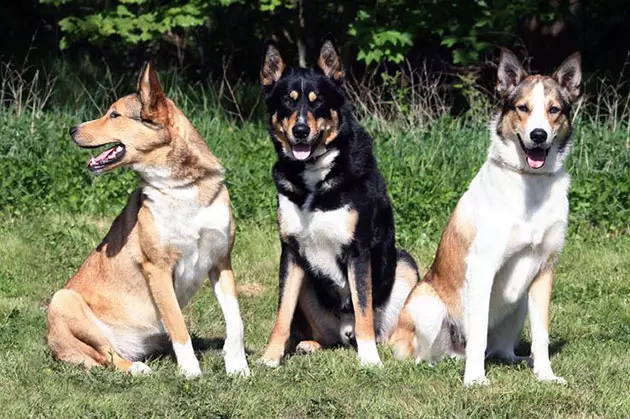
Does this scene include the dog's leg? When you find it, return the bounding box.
[348,251,382,367]
[47,289,149,374]
[463,240,504,387]
[297,278,340,348]
[259,247,305,367]
[528,267,565,383]
[398,282,448,363]
[210,261,250,377]
[143,262,200,378]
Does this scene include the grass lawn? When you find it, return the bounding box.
[1,211,629,418]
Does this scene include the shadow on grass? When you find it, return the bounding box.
[146,334,255,363]
[485,339,567,368]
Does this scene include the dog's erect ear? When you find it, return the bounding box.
[261,41,286,87]
[137,62,167,120]
[496,48,527,97]
[317,35,344,82]
[553,52,582,103]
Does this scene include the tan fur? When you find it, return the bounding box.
[318,109,340,145]
[308,91,317,102]
[348,263,376,341]
[529,255,557,331]
[499,75,572,146]
[390,207,475,357]
[47,63,238,374]
[389,282,439,358]
[425,207,476,316]
[271,112,291,152]
[259,260,305,365]
[289,90,299,100]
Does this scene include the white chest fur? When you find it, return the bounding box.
[278,194,353,288]
[143,184,231,307]
[461,162,570,326]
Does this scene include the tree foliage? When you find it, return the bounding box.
[32,0,630,77]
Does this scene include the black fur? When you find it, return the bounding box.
[262,39,406,334]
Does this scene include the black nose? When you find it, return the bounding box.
[292,123,310,140]
[530,128,548,144]
[345,330,354,339]
[69,126,78,136]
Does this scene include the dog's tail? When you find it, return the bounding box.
[387,249,420,359]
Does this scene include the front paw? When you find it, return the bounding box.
[179,361,202,379]
[535,370,566,384]
[358,352,384,368]
[257,356,281,368]
[464,374,490,387]
[225,353,250,377]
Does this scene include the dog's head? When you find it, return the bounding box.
[261,36,345,161]
[492,49,581,173]
[70,63,172,175]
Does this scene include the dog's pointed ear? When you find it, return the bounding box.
[553,52,582,103]
[496,48,527,97]
[137,61,167,120]
[261,40,286,87]
[317,35,344,82]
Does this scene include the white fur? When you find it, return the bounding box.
[99,168,246,376]
[143,182,231,308]
[525,82,553,141]
[356,339,383,367]
[129,361,152,375]
[173,339,202,379]
[302,149,339,191]
[374,273,414,342]
[461,153,570,386]
[278,194,354,290]
[407,294,448,362]
[488,82,571,175]
[212,280,250,377]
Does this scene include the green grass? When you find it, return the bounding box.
[0,211,629,417]
[0,83,629,416]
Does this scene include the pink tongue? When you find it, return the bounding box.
[526,149,546,169]
[95,147,116,162]
[292,144,311,161]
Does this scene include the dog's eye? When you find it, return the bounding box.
[110,111,121,119]
[282,96,294,108]
[549,106,560,114]
[516,105,529,113]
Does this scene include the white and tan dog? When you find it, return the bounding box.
[391,49,581,386]
[46,63,250,378]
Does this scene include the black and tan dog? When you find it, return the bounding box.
[47,63,249,378]
[258,37,419,367]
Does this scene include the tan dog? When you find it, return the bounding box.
[46,63,250,378]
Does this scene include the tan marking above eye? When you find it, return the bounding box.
[308,92,317,102]
[289,90,299,100]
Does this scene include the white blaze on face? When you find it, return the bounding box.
[525,82,552,144]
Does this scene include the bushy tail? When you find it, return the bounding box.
[388,249,420,359]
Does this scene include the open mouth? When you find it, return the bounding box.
[518,136,548,170]
[81,142,126,173]
[291,143,313,161]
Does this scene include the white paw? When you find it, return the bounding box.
[535,371,566,384]
[464,375,490,387]
[257,357,280,368]
[179,362,202,379]
[129,361,152,376]
[225,353,250,377]
[359,353,384,368]
[357,339,383,368]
